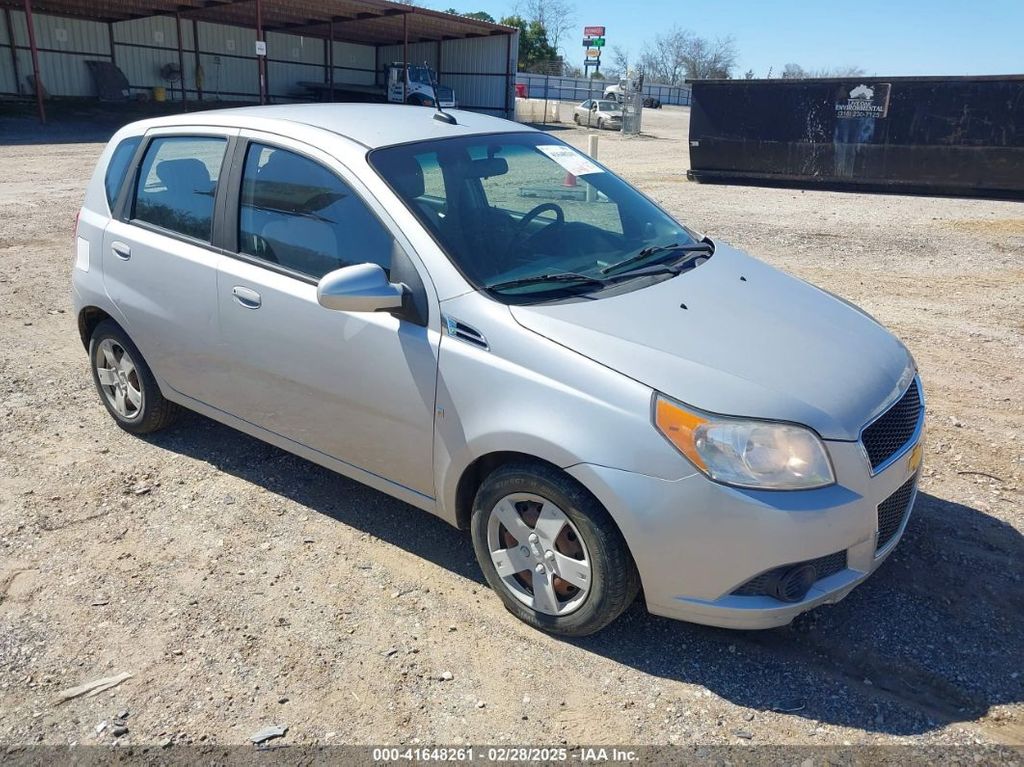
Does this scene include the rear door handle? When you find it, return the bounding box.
[111,242,131,261]
[231,285,262,309]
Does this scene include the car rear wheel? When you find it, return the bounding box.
[471,462,640,636]
[573,113,580,124]
[89,319,180,435]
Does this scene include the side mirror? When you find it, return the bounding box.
[317,263,405,313]
[590,103,598,111]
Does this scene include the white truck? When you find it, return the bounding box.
[299,63,456,108]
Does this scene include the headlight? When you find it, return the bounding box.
[654,394,835,490]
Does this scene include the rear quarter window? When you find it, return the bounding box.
[104,136,142,209]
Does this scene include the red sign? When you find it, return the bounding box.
[583,25,605,37]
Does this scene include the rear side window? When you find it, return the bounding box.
[132,136,227,242]
[104,136,141,208]
[238,143,394,279]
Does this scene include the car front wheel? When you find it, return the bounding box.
[471,462,640,636]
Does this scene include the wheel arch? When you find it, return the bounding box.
[78,305,116,349]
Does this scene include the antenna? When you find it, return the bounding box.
[424,60,457,125]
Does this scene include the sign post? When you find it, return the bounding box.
[582,25,606,77]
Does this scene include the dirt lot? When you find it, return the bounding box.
[0,105,1022,750]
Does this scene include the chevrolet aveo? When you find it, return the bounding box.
[73,104,925,636]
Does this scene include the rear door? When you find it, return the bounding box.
[209,133,441,498]
[102,127,237,402]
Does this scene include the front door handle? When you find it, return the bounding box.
[111,242,131,261]
[232,285,262,309]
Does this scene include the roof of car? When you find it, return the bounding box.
[132,104,534,149]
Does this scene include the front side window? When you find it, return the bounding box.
[105,136,141,208]
[238,143,394,279]
[370,133,704,303]
[133,136,227,241]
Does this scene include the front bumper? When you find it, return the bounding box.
[567,436,922,629]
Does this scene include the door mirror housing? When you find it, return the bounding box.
[317,263,405,314]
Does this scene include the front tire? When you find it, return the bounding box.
[471,462,640,636]
[89,319,180,435]
[597,117,604,130]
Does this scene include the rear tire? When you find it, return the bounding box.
[89,319,180,435]
[471,461,640,636]
[573,113,580,125]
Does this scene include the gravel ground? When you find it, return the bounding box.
[0,104,1022,750]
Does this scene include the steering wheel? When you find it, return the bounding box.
[509,202,565,252]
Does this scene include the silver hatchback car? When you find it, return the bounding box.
[73,104,924,636]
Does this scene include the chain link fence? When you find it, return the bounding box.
[514,72,692,107]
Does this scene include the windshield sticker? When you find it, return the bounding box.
[537,145,604,176]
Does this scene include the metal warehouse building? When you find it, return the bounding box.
[0,0,518,122]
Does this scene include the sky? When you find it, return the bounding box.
[427,0,1024,78]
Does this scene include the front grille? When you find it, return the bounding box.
[732,550,848,598]
[876,475,917,551]
[861,378,923,470]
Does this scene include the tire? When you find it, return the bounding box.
[573,113,580,125]
[471,461,640,636]
[89,319,180,435]
[597,117,604,130]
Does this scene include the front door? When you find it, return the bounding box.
[211,137,440,498]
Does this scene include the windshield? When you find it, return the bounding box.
[596,101,621,112]
[369,133,704,303]
[407,66,435,85]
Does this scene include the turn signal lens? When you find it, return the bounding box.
[654,394,835,490]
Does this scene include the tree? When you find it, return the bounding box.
[743,68,755,80]
[783,63,866,78]
[637,26,737,84]
[680,34,737,79]
[501,14,558,72]
[608,46,630,79]
[518,0,576,52]
[443,9,496,22]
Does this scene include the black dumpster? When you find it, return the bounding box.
[687,75,1024,198]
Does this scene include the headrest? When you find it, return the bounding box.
[156,158,212,192]
[387,155,426,200]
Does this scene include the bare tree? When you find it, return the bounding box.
[781,62,807,79]
[518,0,576,52]
[637,27,737,84]
[783,62,866,79]
[608,45,630,79]
[683,34,738,79]
[637,27,693,85]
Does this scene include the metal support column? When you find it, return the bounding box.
[402,12,408,103]
[23,0,45,122]
[107,22,116,67]
[327,19,334,101]
[175,12,187,106]
[4,8,21,96]
[505,32,513,119]
[255,0,266,104]
[192,19,202,100]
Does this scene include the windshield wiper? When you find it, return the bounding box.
[600,241,714,276]
[485,272,608,293]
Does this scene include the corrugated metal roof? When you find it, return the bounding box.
[0,0,514,45]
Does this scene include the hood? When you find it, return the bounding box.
[509,243,913,441]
